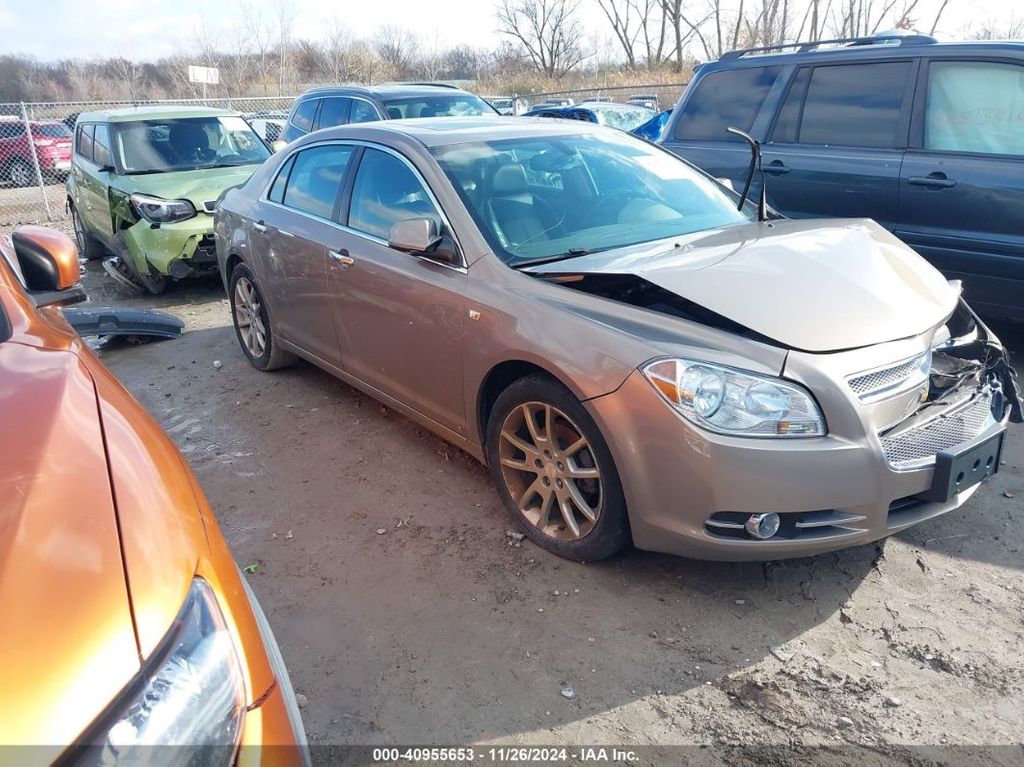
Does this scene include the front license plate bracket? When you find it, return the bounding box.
[917,426,1004,504]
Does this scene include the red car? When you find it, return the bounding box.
[0,118,73,186]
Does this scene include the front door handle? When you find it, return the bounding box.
[764,160,790,175]
[252,221,267,234]
[908,173,956,189]
[330,249,354,268]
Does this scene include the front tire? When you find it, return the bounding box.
[485,374,630,562]
[71,205,107,260]
[229,262,294,371]
[9,159,33,188]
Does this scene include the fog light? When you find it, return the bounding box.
[168,258,190,278]
[745,512,781,540]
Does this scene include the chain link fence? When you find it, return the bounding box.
[0,83,687,227]
[0,96,296,227]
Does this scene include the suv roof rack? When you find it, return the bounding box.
[720,32,937,60]
[387,81,461,90]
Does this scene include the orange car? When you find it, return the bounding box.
[0,226,308,764]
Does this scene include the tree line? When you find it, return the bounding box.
[1,0,1015,103]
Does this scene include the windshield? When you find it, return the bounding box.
[491,99,513,109]
[588,105,655,131]
[34,123,72,138]
[382,94,496,119]
[432,131,752,266]
[112,116,270,174]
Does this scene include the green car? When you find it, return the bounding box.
[67,106,271,293]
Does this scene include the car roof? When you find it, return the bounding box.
[295,83,472,101]
[315,115,610,148]
[702,37,1024,72]
[75,105,240,123]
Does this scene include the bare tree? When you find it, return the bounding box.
[597,0,668,69]
[374,25,418,77]
[971,13,1024,40]
[497,0,589,79]
[110,56,144,102]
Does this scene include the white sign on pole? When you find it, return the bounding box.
[188,65,220,85]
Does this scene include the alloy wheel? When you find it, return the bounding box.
[10,162,32,187]
[234,276,267,358]
[498,401,603,540]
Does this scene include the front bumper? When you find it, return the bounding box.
[587,335,1017,562]
[121,214,218,278]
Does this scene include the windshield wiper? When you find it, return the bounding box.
[511,248,593,270]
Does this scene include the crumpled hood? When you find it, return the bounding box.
[113,165,259,210]
[526,219,960,352]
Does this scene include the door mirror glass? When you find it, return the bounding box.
[388,217,442,254]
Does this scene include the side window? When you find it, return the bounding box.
[281,145,354,220]
[771,68,811,144]
[268,155,296,203]
[349,99,380,124]
[674,66,783,141]
[76,124,95,161]
[92,124,113,167]
[316,97,349,130]
[0,122,23,139]
[797,61,912,148]
[290,99,318,133]
[348,148,439,240]
[925,61,1024,156]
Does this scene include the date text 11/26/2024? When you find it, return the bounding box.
[372,747,640,763]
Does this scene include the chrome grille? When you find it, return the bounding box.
[880,392,995,470]
[848,352,928,401]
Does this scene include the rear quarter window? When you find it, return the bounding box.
[290,99,318,133]
[674,66,783,141]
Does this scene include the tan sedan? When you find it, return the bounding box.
[215,118,1021,562]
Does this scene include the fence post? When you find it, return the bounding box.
[224,97,232,110]
[20,102,52,222]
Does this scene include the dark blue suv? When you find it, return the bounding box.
[661,33,1024,321]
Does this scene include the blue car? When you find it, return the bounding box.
[524,102,655,133]
[631,108,672,142]
[659,31,1024,321]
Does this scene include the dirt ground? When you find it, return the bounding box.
[41,247,1024,760]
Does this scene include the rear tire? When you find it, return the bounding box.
[71,205,107,260]
[485,374,630,562]
[9,159,33,188]
[229,261,295,371]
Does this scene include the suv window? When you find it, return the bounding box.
[291,99,318,133]
[925,61,1024,156]
[281,145,354,220]
[0,122,25,139]
[349,99,380,124]
[93,124,113,168]
[76,123,95,160]
[786,62,912,148]
[317,97,349,130]
[674,66,783,141]
[348,148,439,240]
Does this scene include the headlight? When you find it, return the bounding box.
[130,193,197,224]
[72,579,245,763]
[642,359,826,437]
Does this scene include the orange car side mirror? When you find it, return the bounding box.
[11,226,85,307]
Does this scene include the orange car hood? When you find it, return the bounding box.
[0,339,139,750]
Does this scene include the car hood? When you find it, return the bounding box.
[525,219,959,352]
[0,340,139,751]
[113,165,261,209]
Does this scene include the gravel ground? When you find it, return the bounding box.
[17,235,1024,761]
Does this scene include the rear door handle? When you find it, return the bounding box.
[330,249,354,268]
[764,160,790,175]
[908,174,956,189]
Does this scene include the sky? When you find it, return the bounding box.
[0,0,1015,63]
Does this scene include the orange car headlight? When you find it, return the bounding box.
[68,579,245,762]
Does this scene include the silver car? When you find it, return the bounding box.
[214,118,1021,562]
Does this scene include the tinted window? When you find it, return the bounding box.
[771,68,811,144]
[92,124,113,167]
[348,149,439,240]
[317,97,349,129]
[349,99,380,124]
[34,123,72,138]
[380,93,495,119]
[290,98,318,132]
[675,66,783,141]
[798,62,911,148]
[76,124,94,160]
[268,155,295,203]
[281,145,354,219]
[0,122,25,139]
[925,61,1024,156]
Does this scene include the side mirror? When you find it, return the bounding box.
[11,226,85,307]
[389,217,442,255]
